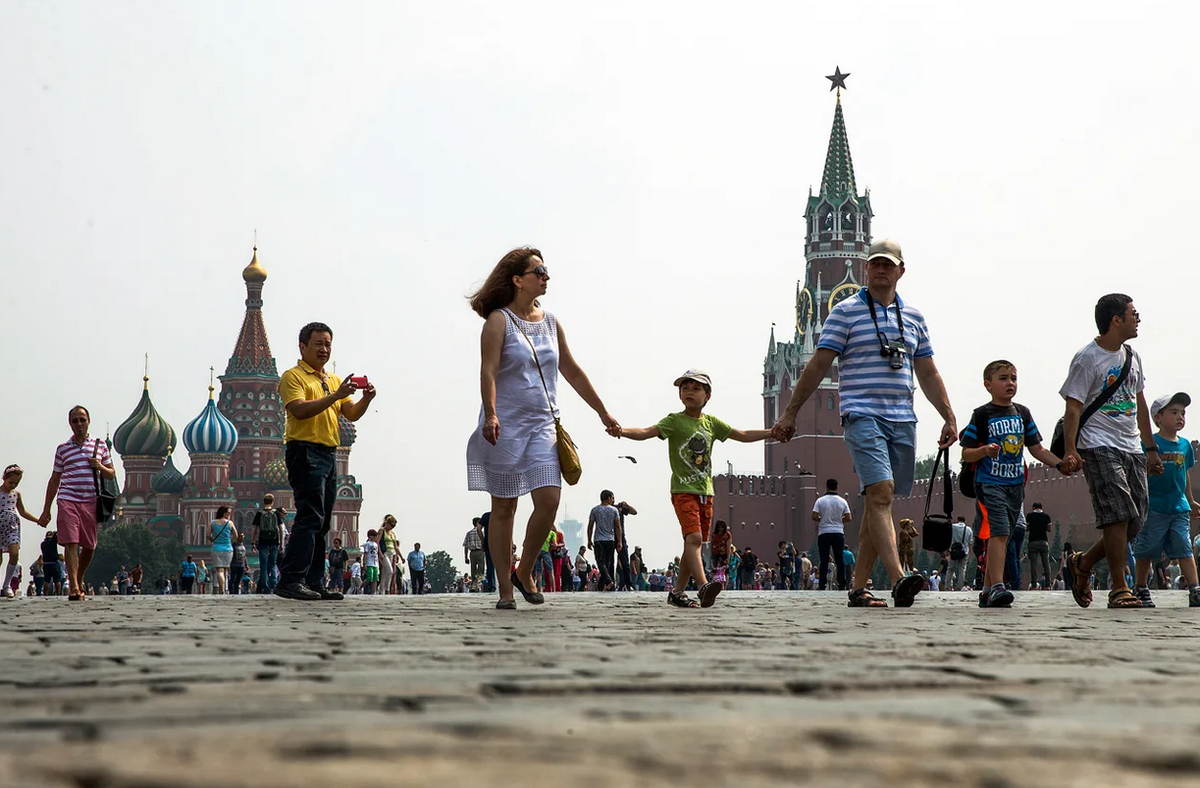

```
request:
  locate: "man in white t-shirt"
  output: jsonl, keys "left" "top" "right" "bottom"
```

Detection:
{"left": 1060, "top": 294, "right": 1162, "bottom": 609}
{"left": 945, "top": 516, "right": 974, "bottom": 591}
{"left": 812, "top": 478, "right": 852, "bottom": 591}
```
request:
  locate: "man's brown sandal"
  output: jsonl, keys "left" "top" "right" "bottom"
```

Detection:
{"left": 848, "top": 588, "right": 887, "bottom": 608}
{"left": 1067, "top": 552, "right": 1093, "bottom": 608}
{"left": 1107, "top": 588, "right": 1143, "bottom": 609}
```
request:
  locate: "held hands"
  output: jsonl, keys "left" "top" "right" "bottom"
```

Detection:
{"left": 600, "top": 412, "right": 622, "bottom": 438}
{"left": 1147, "top": 454, "right": 1165, "bottom": 476}
{"left": 771, "top": 413, "right": 797, "bottom": 443}
{"left": 482, "top": 414, "right": 501, "bottom": 446}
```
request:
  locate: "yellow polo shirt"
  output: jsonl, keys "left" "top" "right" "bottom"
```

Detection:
{"left": 279, "top": 360, "right": 353, "bottom": 447}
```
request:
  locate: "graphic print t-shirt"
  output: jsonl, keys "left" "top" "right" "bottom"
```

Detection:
{"left": 961, "top": 403, "right": 1041, "bottom": 486}
{"left": 1148, "top": 434, "right": 1194, "bottom": 513}
{"left": 656, "top": 412, "right": 733, "bottom": 495}
{"left": 1059, "top": 342, "right": 1143, "bottom": 453}
{"left": 363, "top": 541, "right": 379, "bottom": 568}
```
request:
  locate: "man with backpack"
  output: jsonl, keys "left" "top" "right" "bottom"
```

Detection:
{"left": 946, "top": 516, "right": 973, "bottom": 590}
{"left": 252, "top": 493, "right": 287, "bottom": 593}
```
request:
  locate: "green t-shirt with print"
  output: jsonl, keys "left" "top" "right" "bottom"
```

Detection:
{"left": 656, "top": 412, "right": 733, "bottom": 495}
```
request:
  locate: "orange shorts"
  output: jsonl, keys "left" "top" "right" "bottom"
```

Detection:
{"left": 672, "top": 493, "right": 713, "bottom": 541}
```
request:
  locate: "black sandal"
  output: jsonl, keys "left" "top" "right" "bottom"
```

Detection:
{"left": 891, "top": 574, "right": 924, "bottom": 608}
{"left": 697, "top": 581, "right": 722, "bottom": 608}
{"left": 511, "top": 571, "right": 544, "bottom": 605}
{"left": 848, "top": 588, "right": 888, "bottom": 608}
{"left": 667, "top": 590, "right": 699, "bottom": 608}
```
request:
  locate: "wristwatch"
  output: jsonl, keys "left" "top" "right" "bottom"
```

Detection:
{"left": 1144, "top": 446, "right": 1159, "bottom": 453}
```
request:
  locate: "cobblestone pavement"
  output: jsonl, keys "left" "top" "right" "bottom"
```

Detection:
{"left": 1, "top": 590, "right": 1199, "bottom": 787}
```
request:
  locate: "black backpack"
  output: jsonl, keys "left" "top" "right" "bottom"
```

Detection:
{"left": 259, "top": 509, "right": 280, "bottom": 542}
{"left": 958, "top": 407, "right": 991, "bottom": 499}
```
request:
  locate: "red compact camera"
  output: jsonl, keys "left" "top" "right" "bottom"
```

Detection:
{"left": 349, "top": 376, "right": 370, "bottom": 389}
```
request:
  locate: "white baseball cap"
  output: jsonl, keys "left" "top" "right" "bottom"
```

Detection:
{"left": 1151, "top": 392, "right": 1191, "bottom": 418}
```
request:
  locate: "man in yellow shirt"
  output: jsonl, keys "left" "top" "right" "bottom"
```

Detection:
{"left": 275, "top": 322, "right": 377, "bottom": 600}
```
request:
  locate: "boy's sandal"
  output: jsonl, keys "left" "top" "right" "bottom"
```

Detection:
{"left": 1107, "top": 588, "right": 1143, "bottom": 609}
{"left": 510, "top": 571, "right": 544, "bottom": 606}
{"left": 847, "top": 588, "right": 888, "bottom": 608}
{"left": 697, "top": 582, "right": 722, "bottom": 608}
{"left": 1067, "top": 552, "right": 1093, "bottom": 608}
{"left": 891, "top": 574, "right": 924, "bottom": 608}
{"left": 667, "top": 591, "right": 699, "bottom": 608}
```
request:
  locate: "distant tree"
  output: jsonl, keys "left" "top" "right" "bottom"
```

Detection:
{"left": 913, "top": 453, "right": 939, "bottom": 481}
{"left": 86, "top": 521, "right": 184, "bottom": 593}
{"left": 423, "top": 550, "right": 457, "bottom": 593}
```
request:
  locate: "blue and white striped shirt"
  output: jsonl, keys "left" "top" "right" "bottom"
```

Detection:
{"left": 816, "top": 290, "right": 933, "bottom": 422}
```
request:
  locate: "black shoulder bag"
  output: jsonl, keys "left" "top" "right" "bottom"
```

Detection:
{"left": 922, "top": 447, "right": 954, "bottom": 553}
{"left": 1049, "top": 345, "right": 1132, "bottom": 458}
{"left": 92, "top": 441, "right": 118, "bottom": 524}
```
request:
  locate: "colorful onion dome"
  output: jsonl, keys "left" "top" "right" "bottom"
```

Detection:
{"left": 150, "top": 452, "right": 186, "bottom": 495}
{"left": 242, "top": 246, "right": 267, "bottom": 283}
{"left": 113, "top": 377, "right": 177, "bottom": 457}
{"left": 182, "top": 386, "right": 239, "bottom": 455}
{"left": 338, "top": 415, "right": 356, "bottom": 448}
{"left": 262, "top": 456, "right": 290, "bottom": 490}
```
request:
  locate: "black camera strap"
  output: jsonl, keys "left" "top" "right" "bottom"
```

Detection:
{"left": 865, "top": 290, "right": 905, "bottom": 355}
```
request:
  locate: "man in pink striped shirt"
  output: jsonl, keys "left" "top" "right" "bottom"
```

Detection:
{"left": 38, "top": 406, "right": 115, "bottom": 600}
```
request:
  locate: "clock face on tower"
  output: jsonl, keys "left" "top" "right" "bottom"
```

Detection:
{"left": 828, "top": 283, "right": 861, "bottom": 313}
{"left": 796, "top": 288, "right": 814, "bottom": 335}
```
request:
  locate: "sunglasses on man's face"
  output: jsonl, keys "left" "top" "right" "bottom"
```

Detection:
{"left": 522, "top": 265, "right": 550, "bottom": 279}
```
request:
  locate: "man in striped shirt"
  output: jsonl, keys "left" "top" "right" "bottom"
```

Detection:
{"left": 773, "top": 239, "right": 957, "bottom": 609}
{"left": 38, "top": 405, "right": 116, "bottom": 600}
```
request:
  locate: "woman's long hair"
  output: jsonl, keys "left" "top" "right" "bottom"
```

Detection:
{"left": 468, "top": 247, "right": 543, "bottom": 317}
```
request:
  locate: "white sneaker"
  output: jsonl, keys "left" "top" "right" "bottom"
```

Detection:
{"left": 2, "top": 588, "right": 14, "bottom": 598}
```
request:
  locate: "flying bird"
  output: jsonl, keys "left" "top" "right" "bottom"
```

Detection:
{"left": 618, "top": 455, "right": 638, "bottom": 464}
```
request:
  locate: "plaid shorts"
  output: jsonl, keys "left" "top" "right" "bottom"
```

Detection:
{"left": 1079, "top": 446, "right": 1147, "bottom": 538}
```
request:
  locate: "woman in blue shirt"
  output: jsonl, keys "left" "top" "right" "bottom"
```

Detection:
{"left": 208, "top": 506, "right": 238, "bottom": 595}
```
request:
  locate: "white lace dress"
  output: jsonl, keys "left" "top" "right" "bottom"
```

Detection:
{"left": 467, "top": 310, "right": 562, "bottom": 498}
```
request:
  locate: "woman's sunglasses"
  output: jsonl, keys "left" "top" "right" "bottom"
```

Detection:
{"left": 522, "top": 265, "right": 550, "bottom": 279}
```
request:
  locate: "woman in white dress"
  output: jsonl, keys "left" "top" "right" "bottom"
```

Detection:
{"left": 467, "top": 247, "right": 620, "bottom": 609}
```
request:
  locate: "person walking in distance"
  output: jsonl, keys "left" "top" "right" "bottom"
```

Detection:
{"left": 466, "top": 247, "right": 621, "bottom": 609}
{"left": 326, "top": 538, "right": 349, "bottom": 593}
{"left": 615, "top": 500, "right": 638, "bottom": 591}
{"left": 407, "top": 543, "right": 427, "bottom": 595}
{"left": 208, "top": 506, "right": 237, "bottom": 595}
{"left": 587, "top": 491, "right": 623, "bottom": 591}
{"left": 772, "top": 240, "right": 957, "bottom": 609}
{"left": 1061, "top": 294, "right": 1160, "bottom": 609}
{"left": 251, "top": 493, "right": 285, "bottom": 593}
{"left": 275, "top": 322, "right": 377, "bottom": 601}
{"left": 38, "top": 406, "right": 116, "bottom": 600}
{"left": 1, "top": 465, "right": 41, "bottom": 598}
{"left": 812, "top": 478, "right": 852, "bottom": 591}
{"left": 946, "top": 516, "right": 974, "bottom": 591}
{"left": 228, "top": 533, "right": 248, "bottom": 594}
{"left": 1024, "top": 504, "right": 1053, "bottom": 592}
{"left": 464, "top": 518, "right": 486, "bottom": 591}
{"left": 379, "top": 516, "right": 399, "bottom": 595}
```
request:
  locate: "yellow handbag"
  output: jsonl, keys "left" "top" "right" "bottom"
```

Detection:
{"left": 505, "top": 310, "right": 582, "bottom": 486}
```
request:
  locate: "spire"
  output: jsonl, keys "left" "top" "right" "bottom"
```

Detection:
{"left": 819, "top": 95, "right": 857, "bottom": 199}
{"left": 225, "top": 245, "right": 278, "bottom": 378}
{"left": 768, "top": 323, "right": 777, "bottom": 355}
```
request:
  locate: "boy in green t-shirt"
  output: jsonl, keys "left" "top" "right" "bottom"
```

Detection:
{"left": 619, "top": 369, "right": 771, "bottom": 608}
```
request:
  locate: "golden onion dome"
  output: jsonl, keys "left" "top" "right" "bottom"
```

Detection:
{"left": 242, "top": 246, "right": 267, "bottom": 283}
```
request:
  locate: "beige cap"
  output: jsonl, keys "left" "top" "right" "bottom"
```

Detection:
{"left": 867, "top": 238, "right": 904, "bottom": 266}
{"left": 673, "top": 369, "right": 712, "bottom": 389}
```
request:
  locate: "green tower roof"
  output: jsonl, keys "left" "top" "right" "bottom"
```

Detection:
{"left": 113, "top": 377, "right": 176, "bottom": 457}
{"left": 819, "top": 97, "right": 857, "bottom": 199}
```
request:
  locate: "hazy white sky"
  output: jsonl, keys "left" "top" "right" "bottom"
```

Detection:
{"left": 5, "top": 2, "right": 1199, "bottom": 571}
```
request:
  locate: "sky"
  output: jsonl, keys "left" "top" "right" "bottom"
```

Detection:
{"left": 4, "top": 1, "right": 1200, "bottom": 573}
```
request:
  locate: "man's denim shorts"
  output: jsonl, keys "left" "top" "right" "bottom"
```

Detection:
{"left": 1131, "top": 510, "right": 1192, "bottom": 560}
{"left": 842, "top": 413, "right": 917, "bottom": 496}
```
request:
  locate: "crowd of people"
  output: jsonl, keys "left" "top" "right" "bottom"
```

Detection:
{"left": 5, "top": 246, "right": 1195, "bottom": 612}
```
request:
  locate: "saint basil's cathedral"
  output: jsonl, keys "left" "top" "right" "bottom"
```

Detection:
{"left": 108, "top": 248, "right": 363, "bottom": 560}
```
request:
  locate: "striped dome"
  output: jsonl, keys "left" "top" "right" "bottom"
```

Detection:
{"left": 338, "top": 415, "right": 356, "bottom": 448}
{"left": 182, "top": 387, "right": 239, "bottom": 455}
{"left": 262, "top": 456, "right": 289, "bottom": 490}
{"left": 150, "top": 452, "right": 186, "bottom": 495}
{"left": 113, "top": 378, "right": 176, "bottom": 457}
